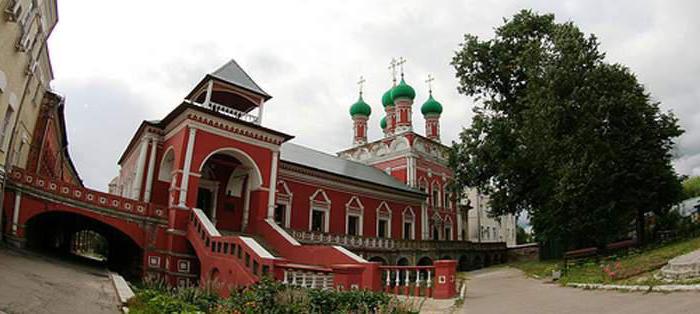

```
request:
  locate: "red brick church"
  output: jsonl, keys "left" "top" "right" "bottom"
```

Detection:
{"left": 4, "top": 59, "right": 507, "bottom": 299}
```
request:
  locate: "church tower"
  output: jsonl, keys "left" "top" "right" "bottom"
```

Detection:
{"left": 349, "top": 78, "right": 372, "bottom": 146}
{"left": 421, "top": 75, "right": 443, "bottom": 142}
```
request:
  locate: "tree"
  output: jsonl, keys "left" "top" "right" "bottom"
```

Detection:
{"left": 682, "top": 176, "right": 700, "bottom": 199}
{"left": 516, "top": 225, "right": 532, "bottom": 244}
{"left": 449, "top": 10, "right": 683, "bottom": 254}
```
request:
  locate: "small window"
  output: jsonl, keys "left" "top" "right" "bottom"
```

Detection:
{"left": 274, "top": 203, "right": 286, "bottom": 226}
{"left": 253, "top": 261, "right": 259, "bottom": 275}
{"left": 378, "top": 219, "right": 389, "bottom": 238}
{"left": 403, "top": 222, "right": 412, "bottom": 240}
{"left": 432, "top": 189, "right": 440, "bottom": 208}
{"left": 347, "top": 215, "right": 359, "bottom": 236}
{"left": 445, "top": 227, "right": 452, "bottom": 241}
{"left": 223, "top": 243, "right": 229, "bottom": 254}
{"left": 245, "top": 253, "right": 250, "bottom": 267}
{"left": 0, "top": 107, "right": 14, "bottom": 148}
{"left": 311, "top": 209, "right": 325, "bottom": 232}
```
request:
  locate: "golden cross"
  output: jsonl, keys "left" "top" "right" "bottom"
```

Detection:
{"left": 388, "top": 58, "right": 398, "bottom": 85}
{"left": 426, "top": 74, "right": 435, "bottom": 93}
{"left": 357, "top": 75, "right": 366, "bottom": 95}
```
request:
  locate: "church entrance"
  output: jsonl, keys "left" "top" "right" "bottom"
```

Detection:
{"left": 197, "top": 151, "right": 257, "bottom": 233}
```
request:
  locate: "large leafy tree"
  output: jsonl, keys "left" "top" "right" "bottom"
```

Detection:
{"left": 450, "top": 10, "right": 683, "bottom": 251}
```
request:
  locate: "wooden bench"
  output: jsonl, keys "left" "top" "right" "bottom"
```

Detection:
{"left": 563, "top": 247, "right": 598, "bottom": 271}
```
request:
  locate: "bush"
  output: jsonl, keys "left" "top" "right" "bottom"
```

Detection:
{"left": 129, "top": 277, "right": 413, "bottom": 314}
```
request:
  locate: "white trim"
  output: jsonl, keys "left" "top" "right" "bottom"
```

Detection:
{"left": 265, "top": 218, "right": 300, "bottom": 246}
{"left": 240, "top": 236, "right": 277, "bottom": 259}
{"left": 402, "top": 206, "right": 416, "bottom": 240}
{"left": 267, "top": 151, "right": 279, "bottom": 219}
{"left": 197, "top": 147, "right": 263, "bottom": 191}
{"left": 144, "top": 138, "right": 158, "bottom": 202}
{"left": 431, "top": 181, "right": 442, "bottom": 209}
{"left": 375, "top": 201, "right": 392, "bottom": 238}
{"left": 345, "top": 196, "right": 364, "bottom": 236}
{"left": 11, "top": 191, "right": 21, "bottom": 234}
{"left": 132, "top": 138, "right": 149, "bottom": 200}
{"left": 275, "top": 180, "right": 293, "bottom": 228}
{"left": 158, "top": 146, "right": 175, "bottom": 182}
{"left": 309, "top": 189, "right": 331, "bottom": 232}
{"left": 178, "top": 127, "right": 197, "bottom": 206}
{"left": 193, "top": 208, "right": 220, "bottom": 236}
{"left": 332, "top": 245, "right": 367, "bottom": 263}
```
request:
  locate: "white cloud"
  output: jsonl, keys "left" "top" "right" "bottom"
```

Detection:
{"left": 47, "top": 0, "right": 700, "bottom": 189}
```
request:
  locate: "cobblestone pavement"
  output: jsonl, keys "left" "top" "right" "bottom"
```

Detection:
{"left": 0, "top": 247, "right": 119, "bottom": 314}
{"left": 460, "top": 267, "right": 700, "bottom": 314}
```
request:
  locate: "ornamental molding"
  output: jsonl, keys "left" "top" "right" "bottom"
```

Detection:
{"left": 278, "top": 165, "right": 423, "bottom": 204}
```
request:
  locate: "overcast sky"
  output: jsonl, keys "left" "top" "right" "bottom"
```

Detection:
{"left": 47, "top": 0, "right": 700, "bottom": 190}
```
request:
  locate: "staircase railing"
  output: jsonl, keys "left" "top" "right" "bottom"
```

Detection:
{"left": 379, "top": 265, "right": 435, "bottom": 297}
{"left": 188, "top": 208, "right": 277, "bottom": 281}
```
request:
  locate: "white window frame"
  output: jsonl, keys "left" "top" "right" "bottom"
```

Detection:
{"left": 431, "top": 181, "right": 441, "bottom": 209}
{"left": 345, "top": 196, "right": 364, "bottom": 236}
{"left": 275, "top": 180, "right": 293, "bottom": 228}
{"left": 444, "top": 216, "right": 453, "bottom": 241}
{"left": 376, "top": 201, "right": 392, "bottom": 238}
{"left": 308, "top": 189, "right": 331, "bottom": 233}
{"left": 402, "top": 207, "right": 415, "bottom": 240}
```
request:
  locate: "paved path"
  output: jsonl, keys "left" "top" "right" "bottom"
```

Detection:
{"left": 461, "top": 267, "right": 700, "bottom": 314}
{"left": 0, "top": 247, "right": 119, "bottom": 314}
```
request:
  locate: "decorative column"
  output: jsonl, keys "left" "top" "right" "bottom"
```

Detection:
{"left": 132, "top": 137, "right": 150, "bottom": 200}
{"left": 178, "top": 127, "right": 197, "bottom": 207}
{"left": 144, "top": 137, "right": 158, "bottom": 202}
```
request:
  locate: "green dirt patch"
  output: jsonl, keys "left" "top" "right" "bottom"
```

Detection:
{"left": 510, "top": 236, "right": 700, "bottom": 285}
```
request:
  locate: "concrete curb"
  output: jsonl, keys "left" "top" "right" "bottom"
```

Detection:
{"left": 567, "top": 282, "right": 700, "bottom": 292}
{"left": 109, "top": 272, "right": 134, "bottom": 313}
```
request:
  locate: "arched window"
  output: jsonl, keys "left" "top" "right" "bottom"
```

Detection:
{"left": 157, "top": 147, "right": 175, "bottom": 182}
{"left": 431, "top": 182, "right": 441, "bottom": 208}
{"left": 309, "top": 189, "right": 330, "bottom": 233}
{"left": 275, "top": 180, "right": 292, "bottom": 228}
{"left": 376, "top": 202, "right": 392, "bottom": 238}
{"left": 402, "top": 207, "right": 415, "bottom": 240}
{"left": 345, "top": 196, "right": 364, "bottom": 236}
{"left": 444, "top": 216, "right": 453, "bottom": 241}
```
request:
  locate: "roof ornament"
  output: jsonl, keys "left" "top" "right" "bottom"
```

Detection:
{"left": 397, "top": 57, "right": 407, "bottom": 79}
{"left": 357, "top": 75, "right": 366, "bottom": 97}
{"left": 388, "top": 58, "right": 398, "bottom": 86}
{"left": 425, "top": 74, "right": 435, "bottom": 95}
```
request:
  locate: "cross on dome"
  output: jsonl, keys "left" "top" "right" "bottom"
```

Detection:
{"left": 357, "top": 75, "right": 366, "bottom": 96}
{"left": 397, "top": 57, "right": 406, "bottom": 78}
{"left": 426, "top": 74, "right": 435, "bottom": 95}
{"left": 388, "top": 58, "right": 398, "bottom": 85}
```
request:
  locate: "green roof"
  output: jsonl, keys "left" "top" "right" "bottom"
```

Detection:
{"left": 380, "top": 116, "right": 387, "bottom": 129}
{"left": 349, "top": 95, "right": 371, "bottom": 117}
{"left": 421, "top": 94, "right": 443, "bottom": 115}
{"left": 391, "top": 78, "right": 416, "bottom": 101}
{"left": 381, "top": 88, "right": 394, "bottom": 107}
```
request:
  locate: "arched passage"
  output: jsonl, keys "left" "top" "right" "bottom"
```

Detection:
{"left": 368, "top": 256, "right": 388, "bottom": 265}
{"left": 24, "top": 211, "right": 143, "bottom": 280}
{"left": 417, "top": 256, "right": 433, "bottom": 266}
{"left": 195, "top": 148, "right": 264, "bottom": 232}
{"left": 396, "top": 257, "right": 410, "bottom": 266}
{"left": 458, "top": 255, "right": 470, "bottom": 271}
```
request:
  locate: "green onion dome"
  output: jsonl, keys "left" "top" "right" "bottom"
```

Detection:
{"left": 349, "top": 95, "right": 372, "bottom": 117}
{"left": 391, "top": 78, "right": 416, "bottom": 101}
{"left": 381, "top": 88, "right": 394, "bottom": 107}
{"left": 380, "top": 116, "right": 387, "bottom": 129}
{"left": 421, "top": 94, "right": 443, "bottom": 115}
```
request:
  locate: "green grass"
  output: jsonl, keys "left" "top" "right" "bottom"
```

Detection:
{"left": 510, "top": 236, "right": 700, "bottom": 285}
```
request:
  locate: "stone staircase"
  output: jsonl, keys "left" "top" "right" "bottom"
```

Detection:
{"left": 660, "top": 249, "right": 700, "bottom": 280}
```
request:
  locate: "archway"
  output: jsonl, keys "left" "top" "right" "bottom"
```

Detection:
{"left": 396, "top": 257, "right": 410, "bottom": 266}
{"left": 439, "top": 255, "right": 453, "bottom": 261}
{"left": 196, "top": 148, "right": 264, "bottom": 232}
{"left": 472, "top": 255, "right": 483, "bottom": 269}
{"left": 417, "top": 256, "right": 433, "bottom": 266}
{"left": 24, "top": 211, "right": 143, "bottom": 280}
{"left": 484, "top": 254, "right": 492, "bottom": 267}
{"left": 368, "top": 256, "right": 388, "bottom": 265}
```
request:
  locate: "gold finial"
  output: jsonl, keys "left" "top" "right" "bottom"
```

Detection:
{"left": 357, "top": 75, "right": 366, "bottom": 97}
{"left": 397, "top": 57, "right": 406, "bottom": 79}
{"left": 388, "top": 58, "right": 398, "bottom": 85}
{"left": 425, "top": 74, "right": 435, "bottom": 95}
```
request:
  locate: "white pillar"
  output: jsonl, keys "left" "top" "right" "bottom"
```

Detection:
{"left": 143, "top": 137, "right": 158, "bottom": 202}
{"left": 256, "top": 99, "right": 264, "bottom": 125}
{"left": 242, "top": 179, "right": 251, "bottom": 231}
{"left": 179, "top": 127, "right": 197, "bottom": 207}
{"left": 11, "top": 191, "right": 21, "bottom": 235}
{"left": 457, "top": 208, "right": 464, "bottom": 241}
{"left": 132, "top": 138, "right": 150, "bottom": 200}
{"left": 266, "top": 150, "right": 279, "bottom": 219}
{"left": 203, "top": 80, "right": 213, "bottom": 106}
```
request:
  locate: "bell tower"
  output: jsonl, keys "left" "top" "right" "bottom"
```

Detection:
{"left": 421, "top": 75, "right": 443, "bottom": 142}
{"left": 349, "top": 76, "right": 371, "bottom": 146}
